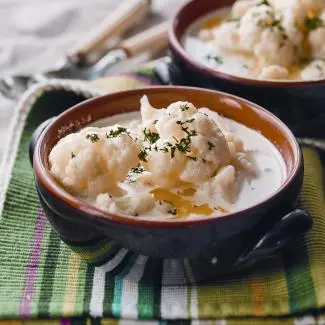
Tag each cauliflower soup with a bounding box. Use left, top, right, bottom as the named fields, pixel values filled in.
left=49, top=97, right=286, bottom=220
left=184, top=0, right=325, bottom=81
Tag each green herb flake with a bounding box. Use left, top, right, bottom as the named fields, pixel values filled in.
left=226, top=17, right=240, bottom=23
left=138, top=149, right=148, bottom=162
left=179, top=103, right=190, bottom=111
left=258, top=0, right=270, bottom=6
left=131, top=164, right=145, bottom=174
left=300, top=56, right=312, bottom=65
left=206, top=54, right=224, bottom=65
left=207, top=141, right=215, bottom=150
left=160, top=147, right=169, bottom=153
left=71, top=152, right=76, bottom=159
left=305, top=16, right=324, bottom=31
left=168, top=208, right=177, bottom=215
left=176, top=118, right=195, bottom=125
left=106, top=126, right=130, bottom=139
left=143, top=128, right=160, bottom=144
left=316, top=64, right=323, bottom=73
left=86, top=133, right=100, bottom=143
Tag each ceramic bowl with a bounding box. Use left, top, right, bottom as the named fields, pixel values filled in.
left=30, top=86, right=311, bottom=269
left=168, top=0, right=325, bottom=134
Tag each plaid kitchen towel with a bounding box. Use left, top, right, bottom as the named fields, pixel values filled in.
left=0, top=66, right=325, bottom=324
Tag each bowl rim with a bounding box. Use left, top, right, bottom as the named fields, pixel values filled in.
left=169, top=0, right=325, bottom=87
left=33, top=86, right=302, bottom=229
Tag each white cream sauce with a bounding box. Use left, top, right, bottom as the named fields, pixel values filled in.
left=184, top=9, right=256, bottom=79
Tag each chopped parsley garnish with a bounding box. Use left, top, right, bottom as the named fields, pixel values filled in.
left=153, top=120, right=158, bottom=125
left=206, top=54, right=223, bottom=65
left=226, top=17, right=240, bottom=23
left=131, top=164, right=144, bottom=174
left=168, top=208, right=177, bottom=215
left=86, top=133, right=100, bottom=143
left=179, top=103, right=190, bottom=111
left=305, top=16, right=324, bottom=31
left=258, top=0, right=270, bottom=6
left=207, top=141, right=215, bottom=150
left=300, top=56, right=312, bottom=65
left=174, top=137, right=191, bottom=155
left=143, top=128, right=160, bottom=144
left=71, top=152, right=76, bottom=159
left=138, top=149, right=148, bottom=162
left=106, top=126, right=130, bottom=138
left=160, top=147, right=169, bottom=153
left=138, top=118, right=198, bottom=162
left=176, top=118, right=195, bottom=125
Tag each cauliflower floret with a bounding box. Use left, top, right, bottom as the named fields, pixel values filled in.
left=177, top=113, right=232, bottom=185
left=194, top=165, right=236, bottom=212
left=154, top=101, right=197, bottom=141
left=179, top=159, right=216, bottom=185
left=49, top=126, right=139, bottom=197
left=278, top=3, right=305, bottom=46
left=140, top=100, right=232, bottom=187
left=212, top=165, right=236, bottom=189
left=308, top=11, right=325, bottom=58
left=254, top=27, right=297, bottom=66
left=231, top=0, right=260, bottom=18
left=258, top=65, right=289, bottom=79
left=238, top=5, right=274, bottom=50
left=301, top=59, right=325, bottom=80
left=235, top=152, right=260, bottom=176
left=165, top=100, right=197, bottom=119
left=142, top=139, right=187, bottom=188
left=211, top=22, right=242, bottom=52
left=140, top=95, right=164, bottom=127
left=96, top=192, right=155, bottom=215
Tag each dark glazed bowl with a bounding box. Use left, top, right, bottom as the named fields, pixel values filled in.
left=168, top=0, right=325, bottom=134
left=31, top=86, right=310, bottom=269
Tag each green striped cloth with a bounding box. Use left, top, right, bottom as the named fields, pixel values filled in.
left=0, top=67, right=325, bottom=325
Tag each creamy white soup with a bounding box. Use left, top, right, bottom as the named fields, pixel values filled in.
left=183, top=0, right=325, bottom=81
left=49, top=97, right=286, bottom=220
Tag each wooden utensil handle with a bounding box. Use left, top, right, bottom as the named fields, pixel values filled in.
left=119, top=21, right=169, bottom=57
left=68, top=0, right=151, bottom=64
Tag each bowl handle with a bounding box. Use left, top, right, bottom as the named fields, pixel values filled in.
left=29, top=117, right=56, bottom=166
left=235, top=209, right=312, bottom=268
left=153, top=56, right=172, bottom=85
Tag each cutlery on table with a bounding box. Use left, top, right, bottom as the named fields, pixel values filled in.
left=1, top=21, right=169, bottom=100
left=0, top=0, right=151, bottom=100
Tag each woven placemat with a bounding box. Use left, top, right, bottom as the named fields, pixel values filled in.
left=0, top=70, right=325, bottom=325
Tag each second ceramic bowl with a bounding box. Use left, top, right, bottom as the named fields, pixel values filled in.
left=168, top=0, right=325, bottom=134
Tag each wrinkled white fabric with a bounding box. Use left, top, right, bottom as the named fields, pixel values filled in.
left=0, top=0, right=185, bottom=168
